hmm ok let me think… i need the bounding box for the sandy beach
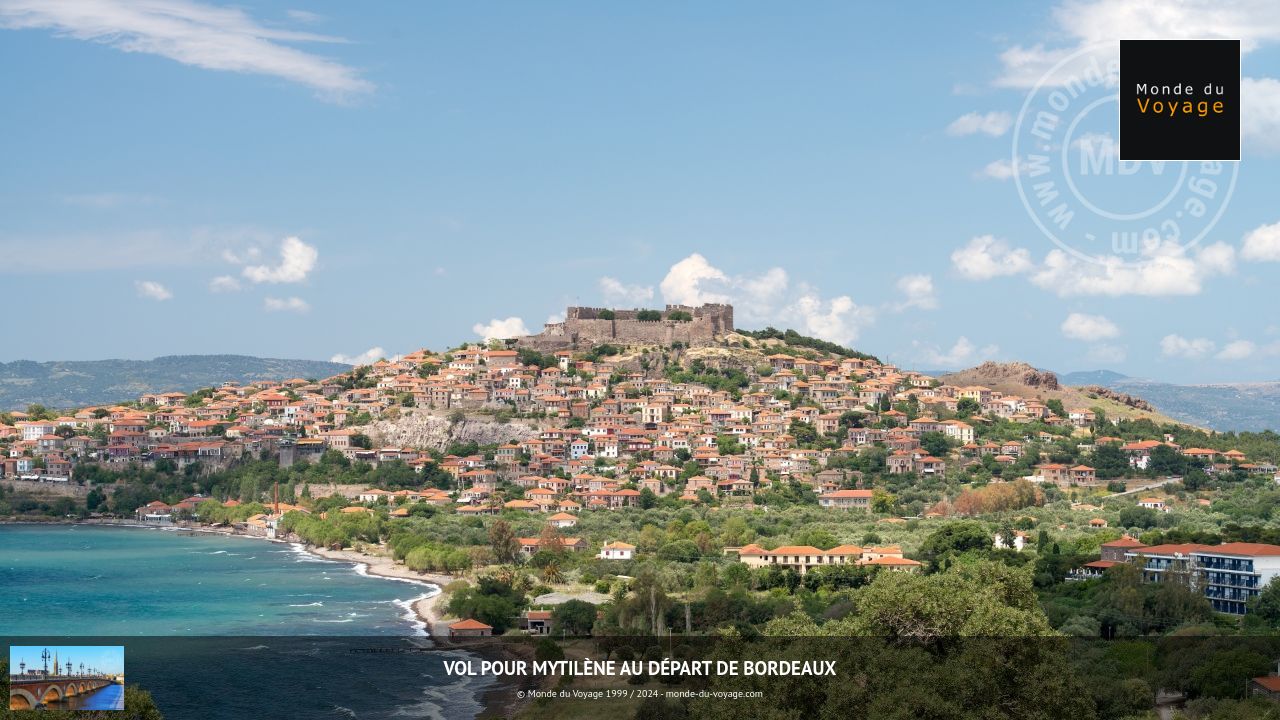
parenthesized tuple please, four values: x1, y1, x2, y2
(301, 544, 457, 637)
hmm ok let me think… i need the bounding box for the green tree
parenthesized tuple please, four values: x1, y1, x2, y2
(1118, 506, 1159, 530)
(489, 519, 519, 563)
(551, 599, 598, 636)
(920, 431, 950, 458)
(1248, 577, 1280, 626)
(920, 521, 992, 568)
(956, 397, 981, 418)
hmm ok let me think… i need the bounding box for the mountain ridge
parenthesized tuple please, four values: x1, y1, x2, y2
(0, 354, 351, 410)
(1059, 369, 1280, 433)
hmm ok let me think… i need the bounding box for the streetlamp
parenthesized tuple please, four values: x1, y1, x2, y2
(19, 660, 25, 675)
(66, 660, 72, 676)
(41, 648, 50, 676)
(80, 662, 85, 676)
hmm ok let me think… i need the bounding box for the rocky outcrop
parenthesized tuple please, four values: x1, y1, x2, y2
(944, 362, 1060, 391)
(1079, 386, 1156, 412)
(364, 410, 540, 451)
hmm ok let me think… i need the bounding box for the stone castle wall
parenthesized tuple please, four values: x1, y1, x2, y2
(517, 304, 733, 349)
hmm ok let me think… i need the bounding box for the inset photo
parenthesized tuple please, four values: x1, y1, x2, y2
(8, 645, 124, 712)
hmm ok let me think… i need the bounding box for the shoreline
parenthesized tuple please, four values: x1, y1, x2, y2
(2, 518, 458, 638)
(3, 518, 531, 717)
(300, 544, 457, 638)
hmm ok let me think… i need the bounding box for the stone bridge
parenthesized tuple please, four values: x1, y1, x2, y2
(9, 674, 119, 710)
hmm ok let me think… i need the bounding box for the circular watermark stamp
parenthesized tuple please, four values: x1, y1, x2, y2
(1012, 43, 1237, 265)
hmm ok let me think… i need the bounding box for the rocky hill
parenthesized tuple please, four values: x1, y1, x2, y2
(941, 362, 1182, 425)
(0, 355, 351, 410)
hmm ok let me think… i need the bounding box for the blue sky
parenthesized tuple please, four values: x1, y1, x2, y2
(9, 645, 124, 675)
(2, 1, 1279, 383)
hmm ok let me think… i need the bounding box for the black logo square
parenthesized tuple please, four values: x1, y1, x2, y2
(1120, 39, 1240, 161)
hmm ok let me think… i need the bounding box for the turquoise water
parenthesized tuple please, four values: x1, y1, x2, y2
(1, 524, 494, 719)
(0, 524, 432, 635)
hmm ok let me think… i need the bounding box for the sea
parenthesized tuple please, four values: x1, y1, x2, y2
(0, 524, 493, 719)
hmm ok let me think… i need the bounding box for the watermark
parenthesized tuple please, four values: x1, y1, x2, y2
(1012, 43, 1238, 265)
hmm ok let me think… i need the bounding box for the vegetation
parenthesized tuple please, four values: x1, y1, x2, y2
(0, 355, 348, 409)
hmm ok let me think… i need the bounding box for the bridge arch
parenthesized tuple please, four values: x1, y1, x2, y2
(9, 689, 38, 710)
(41, 684, 64, 704)
(65, 683, 79, 697)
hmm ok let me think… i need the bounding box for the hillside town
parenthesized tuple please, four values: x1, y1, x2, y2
(6, 304, 1280, 623)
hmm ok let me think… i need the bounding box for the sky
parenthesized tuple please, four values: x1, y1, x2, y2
(9, 645, 124, 675)
(2, 0, 1280, 383)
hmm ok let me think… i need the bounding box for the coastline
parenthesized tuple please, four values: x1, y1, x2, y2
(1, 518, 458, 639)
(4, 519, 530, 718)
(301, 544, 457, 638)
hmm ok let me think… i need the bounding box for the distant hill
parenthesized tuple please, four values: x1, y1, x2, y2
(0, 355, 351, 410)
(940, 362, 1183, 426)
(1064, 370, 1280, 433)
(1059, 370, 1130, 386)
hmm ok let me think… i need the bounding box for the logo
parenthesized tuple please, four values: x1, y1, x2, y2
(1120, 39, 1240, 161)
(1012, 43, 1238, 265)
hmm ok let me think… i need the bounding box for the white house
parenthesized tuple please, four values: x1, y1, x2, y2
(548, 512, 578, 529)
(1138, 497, 1169, 513)
(597, 541, 636, 560)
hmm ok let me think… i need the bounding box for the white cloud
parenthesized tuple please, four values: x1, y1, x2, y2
(954, 236, 1234, 297)
(659, 253, 732, 306)
(221, 246, 261, 264)
(134, 280, 172, 301)
(241, 236, 317, 284)
(784, 290, 875, 346)
(916, 336, 999, 368)
(263, 296, 309, 313)
(1217, 340, 1257, 360)
(647, 254, 873, 345)
(598, 276, 655, 306)
(1061, 312, 1120, 341)
(991, 0, 1280, 149)
(330, 347, 384, 366)
(1031, 242, 1235, 297)
(894, 274, 938, 311)
(946, 111, 1013, 137)
(951, 235, 1034, 280)
(658, 253, 789, 324)
(1243, 77, 1280, 151)
(208, 275, 241, 292)
(0, 0, 372, 99)
(546, 312, 566, 324)
(1197, 241, 1238, 275)
(1160, 334, 1217, 359)
(978, 158, 1024, 180)
(472, 316, 530, 341)
(1242, 221, 1280, 261)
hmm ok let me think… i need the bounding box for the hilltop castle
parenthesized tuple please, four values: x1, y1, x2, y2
(516, 304, 734, 350)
